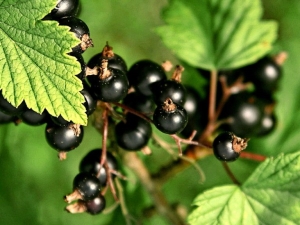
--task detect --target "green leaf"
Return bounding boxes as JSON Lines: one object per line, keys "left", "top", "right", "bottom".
{"left": 157, "top": 0, "right": 278, "bottom": 70}
{"left": 188, "top": 152, "right": 300, "bottom": 225}
{"left": 0, "top": 0, "right": 87, "bottom": 125}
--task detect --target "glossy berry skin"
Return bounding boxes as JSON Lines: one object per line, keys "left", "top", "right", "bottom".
{"left": 0, "top": 91, "right": 26, "bottom": 116}
{"left": 152, "top": 80, "right": 186, "bottom": 106}
{"left": 127, "top": 60, "right": 167, "bottom": 97}
{"left": 79, "top": 149, "right": 118, "bottom": 186}
{"left": 19, "top": 109, "right": 49, "bottom": 126}
{"left": 58, "top": 17, "right": 91, "bottom": 54}
{"left": 81, "top": 89, "right": 96, "bottom": 116}
{"left": 48, "top": 0, "right": 80, "bottom": 19}
{"left": 51, "top": 115, "right": 71, "bottom": 127}
{"left": 221, "top": 93, "right": 264, "bottom": 137}
{"left": 73, "top": 172, "right": 101, "bottom": 201}
{"left": 69, "top": 52, "right": 86, "bottom": 80}
{"left": 183, "top": 86, "right": 201, "bottom": 119}
{"left": 244, "top": 57, "right": 281, "bottom": 93}
{"left": 212, "top": 132, "right": 240, "bottom": 162}
{"left": 88, "top": 52, "right": 127, "bottom": 74}
{"left": 84, "top": 195, "right": 106, "bottom": 215}
{"left": 88, "top": 68, "right": 129, "bottom": 102}
{"left": 122, "top": 92, "right": 154, "bottom": 114}
{"left": 256, "top": 113, "right": 276, "bottom": 136}
{"left": 45, "top": 123, "right": 84, "bottom": 151}
{"left": 115, "top": 114, "right": 152, "bottom": 151}
{"left": 0, "top": 111, "right": 16, "bottom": 124}
{"left": 153, "top": 100, "right": 188, "bottom": 134}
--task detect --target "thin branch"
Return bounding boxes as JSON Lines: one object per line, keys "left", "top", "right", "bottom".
{"left": 98, "top": 107, "right": 119, "bottom": 202}
{"left": 112, "top": 102, "right": 153, "bottom": 123}
{"left": 222, "top": 162, "right": 241, "bottom": 185}
{"left": 115, "top": 179, "right": 140, "bottom": 225}
{"left": 240, "top": 151, "right": 266, "bottom": 161}
{"left": 122, "top": 152, "right": 186, "bottom": 225}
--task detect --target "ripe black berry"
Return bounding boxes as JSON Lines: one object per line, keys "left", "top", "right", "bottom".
{"left": 122, "top": 92, "right": 154, "bottom": 114}
{"left": 0, "top": 91, "right": 26, "bottom": 116}
{"left": 64, "top": 172, "right": 101, "bottom": 203}
{"left": 88, "top": 60, "right": 129, "bottom": 102}
{"left": 19, "top": 109, "right": 49, "bottom": 126}
{"left": 47, "top": 0, "right": 80, "bottom": 19}
{"left": 153, "top": 98, "right": 188, "bottom": 134}
{"left": 0, "top": 110, "right": 16, "bottom": 124}
{"left": 115, "top": 113, "right": 152, "bottom": 150}
{"left": 84, "top": 195, "right": 106, "bottom": 215}
{"left": 45, "top": 123, "right": 84, "bottom": 151}
{"left": 243, "top": 56, "right": 282, "bottom": 93}
{"left": 65, "top": 195, "right": 106, "bottom": 215}
{"left": 151, "top": 79, "right": 186, "bottom": 106}
{"left": 212, "top": 132, "right": 248, "bottom": 162}
{"left": 79, "top": 149, "right": 118, "bottom": 186}
{"left": 81, "top": 89, "right": 96, "bottom": 116}
{"left": 127, "top": 60, "right": 167, "bottom": 96}
{"left": 256, "top": 112, "right": 276, "bottom": 136}
{"left": 58, "top": 16, "right": 93, "bottom": 53}
{"left": 69, "top": 52, "right": 86, "bottom": 80}
{"left": 221, "top": 92, "right": 264, "bottom": 137}
{"left": 87, "top": 43, "right": 127, "bottom": 74}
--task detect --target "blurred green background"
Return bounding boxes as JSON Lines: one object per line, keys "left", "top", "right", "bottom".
{"left": 1, "top": 0, "right": 300, "bottom": 224}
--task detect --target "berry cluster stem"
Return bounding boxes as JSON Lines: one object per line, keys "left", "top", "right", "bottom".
{"left": 122, "top": 152, "right": 186, "bottom": 225}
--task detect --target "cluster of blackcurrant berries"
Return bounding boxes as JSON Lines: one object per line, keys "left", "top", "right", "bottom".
{"left": 0, "top": 0, "right": 96, "bottom": 160}
{"left": 210, "top": 54, "right": 285, "bottom": 162}
{"left": 64, "top": 148, "right": 118, "bottom": 215}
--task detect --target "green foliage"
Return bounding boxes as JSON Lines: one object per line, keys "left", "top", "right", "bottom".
{"left": 157, "top": 0, "right": 277, "bottom": 70}
{"left": 0, "top": 0, "right": 87, "bottom": 125}
{"left": 188, "top": 153, "right": 300, "bottom": 225}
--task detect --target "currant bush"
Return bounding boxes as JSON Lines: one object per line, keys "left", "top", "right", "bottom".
{"left": 0, "top": 1, "right": 293, "bottom": 225}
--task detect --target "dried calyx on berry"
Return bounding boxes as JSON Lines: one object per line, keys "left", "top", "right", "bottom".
{"left": 212, "top": 131, "right": 249, "bottom": 162}
{"left": 87, "top": 43, "right": 128, "bottom": 74}
{"left": 58, "top": 17, "right": 93, "bottom": 53}
{"left": 86, "top": 59, "right": 129, "bottom": 102}
{"left": 64, "top": 172, "right": 102, "bottom": 203}
{"left": 65, "top": 195, "right": 106, "bottom": 215}
{"left": 153, "top": 98, "right": 188, "bottom": 134}
{"left": 151, "top": 65, "right": 187, "bottom": 106}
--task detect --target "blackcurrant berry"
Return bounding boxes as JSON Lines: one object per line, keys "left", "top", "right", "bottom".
{"left": 88, "top": 60, "right": 129, "bottom": 102}
{"left": 256, "top": 112, "right": 277, "bottom": 136}
{"left": 0, "top": 91, "right": 26, "bottom": 116}
{"left": 47, "top": 0, "right": 80, "bottom": 19}
{"left": 122, "top": 92, "right": 154, "bottom": 114}
{"left": 81, "top": 89, "right": 96, "bottom": 116}
{"left": 87, "top": 44, "right": 127, "bottom": 74}
{"left": 51, "top": 115, "right": 72, "bottom": 127}
{"left": 115, "top": 113, "right": 152, "bottom": 150}
{"left": 84, "top": 195, "right": 106, "bottom": 215}
{"left": 182, "top": 86, "right": 201, "bottom": 119}
{"left": 65, "top": 172, "right": 101, "bottom": 203}
{"left": 212, "top": 132, "right": 248, "bottom": 162}
{"left": 45, "top": 122, "right": 84, "bottom": 151}
{"left": 69, "top": 52, "right": 86, "bottom": 80}
{"left": 153, "top": 98, "right": 188, "bottom": 134}
{"left": 73, "top": 172, "right": 101, "bottom": 200}
{"left": 127, "top": 60, "right": 167, "bottom": 96}
{"left": 243, "top": 56, "right": 282, "bottom": 93}
{"left": 19, "top": 109, "right": 49, "bottom": 126}
{"left": 0, "top": 110, "right": 16, "bottom": 124}
{"left": 58, "top": 16, "right": 93, "bottom": 53}
{"left": 151, "top": 79, "right": 186, "bottom": 106}
{"left": 221, "top": 92, "right": 264, "bottom": 137}
{"left": 79, "top": 149, "right": 118, "bottom": 186}
{"left": 65, "top": 195, "right": 106, "bottom": 215}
